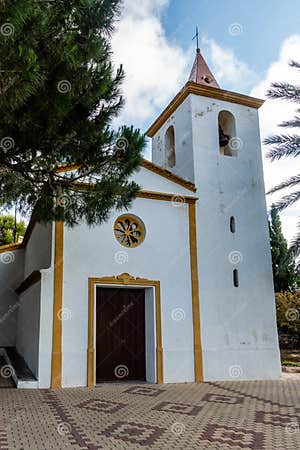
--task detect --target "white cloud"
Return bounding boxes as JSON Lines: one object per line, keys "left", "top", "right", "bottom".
{"left": 201, "top": 37, "right": 258, "bottom": 93}
{"left": 111, "top": 0, "right": 190, "bottom": 130}
{"left": 121, "top": 0, "right": 169, "bottom": 18}
{"left": 251, "top": 35, "right": 300, "bottom": 244}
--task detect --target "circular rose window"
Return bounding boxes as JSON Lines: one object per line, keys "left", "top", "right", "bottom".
{"left": 114, "top": 214, "right": 145, "bottom": 248}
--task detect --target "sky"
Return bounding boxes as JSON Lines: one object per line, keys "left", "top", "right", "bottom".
{"left": 111, "top": 0, "right": 300, "bottom": 244}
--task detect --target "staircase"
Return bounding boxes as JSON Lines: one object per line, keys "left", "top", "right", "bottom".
{"left": 0, "top": 347, "right": 38, "bottom": 388}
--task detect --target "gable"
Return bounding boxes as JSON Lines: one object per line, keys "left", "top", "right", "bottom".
{"left": 133, "top": 165, "right": 196, "bottom": 198}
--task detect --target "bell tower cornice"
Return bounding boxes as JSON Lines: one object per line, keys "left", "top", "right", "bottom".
{"left": 146, "top": 81, "right": 264, "bottom": 138}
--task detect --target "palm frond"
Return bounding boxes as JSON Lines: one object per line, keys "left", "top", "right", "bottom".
{"left": 271, "top": 190, "right": 300, "bottom": 212}
{"left": 290, "top": 60, "right": 300, "bottom": 70}
{"left": 264, "top": 135, "right": 298, "bottom": 144}
{"left": 267, "top": 174, "right": 300, "bottom": 195}
{"left": 266, "top": 82, "right": 300, "bottom": 102}
{"left": 280, "top": 116, "right": 300, "bottom": 128}
{"left": 264, "top": 135, "right": 300, "bottom": 160}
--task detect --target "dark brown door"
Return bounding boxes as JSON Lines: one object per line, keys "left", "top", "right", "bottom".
{"left": 96, "top": 288, "right": 146, "bottom": 383}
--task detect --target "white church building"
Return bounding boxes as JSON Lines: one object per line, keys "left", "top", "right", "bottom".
{"left": 0, "top": 49, "right": 281, "bottom": 389}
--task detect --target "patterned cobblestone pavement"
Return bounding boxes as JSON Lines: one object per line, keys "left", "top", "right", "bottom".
{"left": 0, "top": 378, "right": 299, "bottom": 449}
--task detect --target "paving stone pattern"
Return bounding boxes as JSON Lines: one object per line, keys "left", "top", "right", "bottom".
{"left": 0, "top": 379, "right": 299, "bottom": 449}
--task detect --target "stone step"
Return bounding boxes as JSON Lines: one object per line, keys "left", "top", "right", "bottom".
{"left": 0, "top": 347, "right": 38, "bottom": 389}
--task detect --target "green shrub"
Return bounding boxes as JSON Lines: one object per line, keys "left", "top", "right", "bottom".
{"left": 282, "top": 360, "right": 300, "bottom": 367}
{"left": 275, "top": 291, "right": 300, "bottom": 334}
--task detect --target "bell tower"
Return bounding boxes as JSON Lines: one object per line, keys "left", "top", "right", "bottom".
{"left": 147, "top": 47, "right": 281, "bottom": 381}
{"left": 150, "top": 47, "right": 222, "bottom": 183}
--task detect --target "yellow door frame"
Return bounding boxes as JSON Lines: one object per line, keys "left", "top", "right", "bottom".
{"left": 87, "top": 272, "right": 164, "bottom": 386}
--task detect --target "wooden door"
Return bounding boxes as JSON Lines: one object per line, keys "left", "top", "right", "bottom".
{"left": 96, "top": 287, "right": 146, "bottom": 383}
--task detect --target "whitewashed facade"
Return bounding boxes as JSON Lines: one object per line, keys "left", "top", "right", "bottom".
{"left": 0, "top": 50, "right": 281, "bottom": 388}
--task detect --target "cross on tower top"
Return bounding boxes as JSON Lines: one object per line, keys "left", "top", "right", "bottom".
{"left": 189, "top": 28, "right": 220, "bottom": 88}
{"left": 193, "top": 26, "right": 200, "bottom": 52}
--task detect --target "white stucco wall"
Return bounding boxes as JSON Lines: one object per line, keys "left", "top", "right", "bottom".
{"left": 14, "top": 221, "right": 55, "bottom": 386}
{"left": 1, "top": 90, "right": 281, "bottom": 387}
{"left": 0, "top": 249, "right": 24, "bottom": 347}
{"left": 152, "top": 97, "right": 195, "bottom": 183}
{"left": 152, "top": 92, "right": 281, "bottom": 380}
{"left": 62, "top": 192, "right": 195, "bottom": 387}
{"left": 16, "top": 281, "right": 41, "bottom": 378}
{"left": 0, "top": 221, "right": 55, "bottom": 387}
{"left": 24, "top": 222, "right": 52, "bottom": 279}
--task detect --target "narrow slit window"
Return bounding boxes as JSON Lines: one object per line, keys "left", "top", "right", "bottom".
{"left": 230, "top": 216, "right": 236, "bottom": 233}
{"left": 233, "top": 269, "right": 239, "bottom": 287}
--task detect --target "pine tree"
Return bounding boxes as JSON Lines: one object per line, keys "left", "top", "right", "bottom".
{"left": 269, "top": 205, "right": 299, "bottom": 292}
{"left": 0, "top": 0, "right": 145, "bottom": 226}
{"left": 264, "top": 60, "right": 300, "bottom": 256}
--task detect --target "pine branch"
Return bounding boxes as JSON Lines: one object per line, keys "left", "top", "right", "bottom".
{"left": 267, "top": 174, "right": 300, "bottom": 195}
{"left": 0, "top": 0, "right": 146, "bottom": 225}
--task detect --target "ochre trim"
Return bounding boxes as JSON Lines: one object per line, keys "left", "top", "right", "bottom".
{"left": 114, "top": 214, "right": 145, "bottom": 248}
{"left": 15, "top": 271, "right": 41, "bottom": 295}
{"left": 137, "top": 190, "right": 197, "bottom": 204}
{"left": 88, "top": 278, "right": 95, "bottom": 387}
{"left": 56, "top": 163, "right": 82, "bottom": 173}
{"left": 188, "top": 202, "right": 203, "bottom": 382}
{"left": 51, "top": 221, "right": 64, "bottom": 388}
{"left": 88, "top": 272, "right": 163, "bottom": 386}
{"left": 147, "top": 81, "right": 265, "bottom": 137}
{"left": 0, "top": 188, "right": 196, "bottom": 258}
{"left": 141, "top": 160, "right": 196, "bottom": 192}
{"left": 0, "top": 242, "right": 23, "bottom": 253}
{"left": 49, "top": 183, "right": 197, "bottom": 204}
{"left": 55, "top": 159, "right": 196, "bottom": 193}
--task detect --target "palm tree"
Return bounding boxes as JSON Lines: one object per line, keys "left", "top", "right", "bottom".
{"left": 264, "top": 60, "right": 300, "bottom": 257}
